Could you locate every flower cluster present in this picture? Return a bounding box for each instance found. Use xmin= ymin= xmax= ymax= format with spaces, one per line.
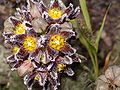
xmin=3 ymin=0 xmax=81 ymax=90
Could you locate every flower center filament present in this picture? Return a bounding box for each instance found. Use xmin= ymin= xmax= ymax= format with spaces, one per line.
xmin=23 ymin=37 xmax=37 ymax=51
xmin=50 ymin=34 xmax=65 ymax=50
xmin=57 ymin=64 xmax=66 ymax=72
xmin=48 ymin=8 xmax=62 ymax=19
xmin=15 ymin=23 xmax=26 ymax=34
xmin=34 ymin=76 xmax=39 ymax=80
xmin=13 ymin=47 xmax=19 ymax=53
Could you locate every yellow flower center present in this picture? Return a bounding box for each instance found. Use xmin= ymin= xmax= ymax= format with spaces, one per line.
xmin=15 ymin=23 xmax=26 ymax=34
xmin=49 ymin=34 xmax=65 ymax=50
xmin=57 ymin=64 xmax=66 ymax=72
xmin=23 ymin=37 xmax=37 ymax=51
xmin=48 ymin=8 xmax=62 ymax=19
xmin=13 ymin=47 xmax=19 ymax=53
xmin=34 ymin=76 xmax=39 ymax=80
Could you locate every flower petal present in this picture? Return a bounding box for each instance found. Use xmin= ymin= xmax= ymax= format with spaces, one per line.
xmin=31 ymin=60 xmax=41 ymax=68
xmin=16 ymin=8 xmax=32 ymax=21
xmin=31 ymin=60 xmax=48 ymax=72
xmin=48 ymin=73 xmax=58 ymax=89
xmin=46 ymin=62 xmax=53 ymax=70
xmin=57 ymin=56 xmax=73 ymax=65
xmin=3 ymin=32 xmax=14 ymax=39
xmin=38 ymin=0 xmax=48 ymax=14
xmin=50 ymin=0 xmax=60 ymax=9
xmin=23 ymin=11 xmax=32 ymax=21
xmin=29 ymin=48 xmax=40 ymax=60
xmin=49 ymin=24 xmax=60 ymax=36
xmin=50 ymin=68 xmax=58 ymax=79
xmin=24 ymin=72 xmax=37 ymax=90
xmin=57 ymin=13 xmax=67 ymax=24
xmin=64 ymin=68 xmax=74 ymax=76
xmin=26 ymin=29 xmax=37 ymax=37
xmin=9 ymin=17 xmax=21 ymax=27
xmin=15 ymin=48 xmax=29 ymax=59
xmin=7 ymin=54 xmax=17 ymax=63
xmin=13 ymin=34 xmax=26 ymax=42
xmin=11 ymin=60 xmax=23 ymax=70
xmin=60 ymin=43 xmax=76 ymax=56
xmin=46 ymin=46 xmax=59 ymax=61
xmin=69 ymin=6 xmax=80 ymax=19
xmin=4 ymin=40 xmax=22 ymax=47
xmin=42 ymin=11 xmax=56 ymax=24
xmin=60 ymin=30 xmax=75 ymax=40
xmin=72 ymin=55 xmax=82 ymax=63
xmin=64 ymin=3 xmax=73 ymax=16
xmin=37 ymin=72 xmax=48 ymax=86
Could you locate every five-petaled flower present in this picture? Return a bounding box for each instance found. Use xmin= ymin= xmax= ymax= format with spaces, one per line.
xmin=38 ymin=0 xmax=80 ymax=24
xmin=3 ymin=28 xmax=47 ymax=70
xmin=45 ymin=24 xmax=76 ymax=61
xmin=9 ymin=10 xmax=32 ymax=34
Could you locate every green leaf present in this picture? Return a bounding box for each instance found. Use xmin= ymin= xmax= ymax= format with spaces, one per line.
xmin=79 ymin=0 xmax=92 ymax=33
xmin=96 ymin=4 xmax=111 ymax=52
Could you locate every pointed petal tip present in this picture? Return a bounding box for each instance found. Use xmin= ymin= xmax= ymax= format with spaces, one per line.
xmin=61 ymin=43 xmax=76 ymax=56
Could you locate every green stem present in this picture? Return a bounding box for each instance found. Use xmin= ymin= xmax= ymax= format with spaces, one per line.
xmin=79 ymin=32 xmax=98 ymax=79
xmin=70 ymin=19 xmax=99 ymax=79
xmin=88 ymin=47 xmax=98 ymax=79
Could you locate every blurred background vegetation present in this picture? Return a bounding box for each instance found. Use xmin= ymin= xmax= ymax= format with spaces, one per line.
xmin=0 ymin=0 xmax=120 ymax=90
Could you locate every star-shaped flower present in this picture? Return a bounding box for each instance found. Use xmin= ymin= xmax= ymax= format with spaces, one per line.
xmin=45 ymin=24 xmax=76 ymax=61
xmin=38 ymin=0 xmax=80 ymax=24
xmin=3 ymin=28 xmax=47 ymax=69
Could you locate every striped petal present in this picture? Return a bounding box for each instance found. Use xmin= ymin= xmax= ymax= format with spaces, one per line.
xmin=11 ymin=60 xmax=23 ymax=70
xmin=16 ymin=48 xmax=29 ymax=59
xmin=50 ymin=0 xmax=60 ymax=9
xmin=2 ymin=32 xmax=14 ymax=39
xmin=38 ymin=0 xmax=48 ymax=14
xmin=37 ymin=72 xmax=48 ymax=86
xmin=63 ymin=3 xmax=73 ymax=16
xmin=60 ymin=43 xmax=76 ymax=56
xmin=57 ymin=56 xmax=73 ymax=65
xmin=9 ymin=17 xmax=21 ymax=27
xmin=13 ymin=34 xmax=26 ymax=42
xmin=64 ymin=68 xmax=74 ymax=76
xmin=4 ymin=40 xmax=22 ymax=47
xmin=69 ymin=6 xmax=80 ymax=19
xmin=24 ymin=72 xmax=37 ymax=90
xmin=7 ymin=54 xmax=17 ymax=63
xmin=46 ymin=46 xmax=59 ymax=61
xmin=60 ymin=30 xmax=75 ymax=40
xmin=26 ymin=28 xmax=37 ymax=38
xmin=49 ymin=24 xmax=60 ymax=36
xmin=28 ymin=48 xmax=40 ymax=60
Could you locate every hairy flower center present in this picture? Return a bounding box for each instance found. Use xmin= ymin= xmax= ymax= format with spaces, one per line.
xmin=15 ymin=24 xmax=26 ymax=34
xmin=48 ymin=8 xmax=62 ymax=19
xmin=50 ymin=34 xmax=65 ymax=50
xmin=57 ymin=64 xmax=66 ymax=72
xmin=34 ymin=76 xmax=39 ymax=80
xmin=13 ymin=47 xmax=19 ymax=53
xmin=23 ymin=37 xmax=37 ymax=51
